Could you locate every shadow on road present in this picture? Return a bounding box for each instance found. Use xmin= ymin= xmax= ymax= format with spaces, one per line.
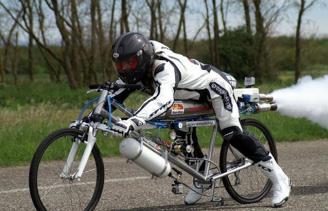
xmin=112 ymin=184 xmax=328 ymax=211
xmin=112 ymin=201 xmax=270 ymax=211
xmin=292 ymin=184 xmax=328 ymax=196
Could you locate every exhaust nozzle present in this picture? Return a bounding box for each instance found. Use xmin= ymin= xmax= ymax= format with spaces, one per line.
xmin=259 ymin=94 xmax=274 ymax=102
xmin=257 ymin=103 xmax=278 ymax=112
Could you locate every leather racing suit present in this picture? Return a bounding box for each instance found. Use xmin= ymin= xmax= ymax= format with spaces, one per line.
xmin=110 ymin=40 xmax=269 ymax=163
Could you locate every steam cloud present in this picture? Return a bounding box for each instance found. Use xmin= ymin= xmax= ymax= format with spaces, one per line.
xmin=270 ymin=75 xmax=328 ymax=129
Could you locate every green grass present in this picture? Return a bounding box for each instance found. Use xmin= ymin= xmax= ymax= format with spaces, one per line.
xmin=0 ymin=73 xmax=327 ymax=166
xmin=1 ymin=103 xmax=327 ymax=167
xmin=0 ymin=104 xmax=125 ymax=166
xmin=242 ymin=112 xmax=328 ymax=142
xmin=258 ymin=69 xmax=328 ymax=93
xmin=0 ymin=81 xmax=86 ymax=108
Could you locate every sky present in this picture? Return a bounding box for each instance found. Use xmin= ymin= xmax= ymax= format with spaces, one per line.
xmin=270 ymin=1 xmax=328 ymax=37
xmin=186 ymin=0 xmax=328 ymax=38
xmin=4 ymin=0 xmax=328 ymax=45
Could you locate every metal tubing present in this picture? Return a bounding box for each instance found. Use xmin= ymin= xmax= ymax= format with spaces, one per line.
xmin=211 ymin=160 xmax=253 ymax=180
xmin=112 ymin=100 xmax=134 ymax=117
xmin=204 ymin=124 xmax=218 ymax=177
xmin=168 ymin=154 xmax=207 ymax=182
xmin=60 ymin=141 xmax=79 ymax=177
xmin=75 ymin=127 xmax=97 ymax=179
xmin=94 ymin=90 xmax=108 ymax=114
xmin=168 ymin=151 xmax=253 ymax=183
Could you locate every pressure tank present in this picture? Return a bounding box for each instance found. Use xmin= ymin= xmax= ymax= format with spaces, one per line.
xmin=119 ymin=138 xmax=171 ymax=177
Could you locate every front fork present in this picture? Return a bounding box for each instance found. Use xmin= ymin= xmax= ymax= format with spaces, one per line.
xmin=61 ymin=126 xmax=97 ymax=180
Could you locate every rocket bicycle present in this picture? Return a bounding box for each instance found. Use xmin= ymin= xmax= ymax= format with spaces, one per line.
xmin=29 ymin=82 xmax=278 ymax=210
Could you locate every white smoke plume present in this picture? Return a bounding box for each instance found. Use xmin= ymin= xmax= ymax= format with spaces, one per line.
xmin=270 ymin=75 xmax=328 ymax=129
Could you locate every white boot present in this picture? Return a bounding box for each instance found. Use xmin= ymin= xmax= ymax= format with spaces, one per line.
xmin=257 ymin=154 xmax=292 ymax=208
xmin=184 ymin=183 xmax=203 ymax=205
xmin=184 ymin=181 xmax=211 ymax=205
xmin=184 ymin=168 xmax=213 ymax=205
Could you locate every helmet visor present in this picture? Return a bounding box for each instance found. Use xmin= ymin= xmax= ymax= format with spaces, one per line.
xmin=115 ymin=55 xmax=138 ymax=73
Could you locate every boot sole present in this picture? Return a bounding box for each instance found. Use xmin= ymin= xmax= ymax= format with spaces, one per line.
xmin=272 ymin=180 xmax=293 ymax=208
xmin=184 ymin=188 xmax=203 ymax=205
xmin=273 ymin=197 xmax=289 ymax=208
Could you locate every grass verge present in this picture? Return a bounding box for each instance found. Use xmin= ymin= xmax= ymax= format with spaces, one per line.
xmin=1 ymin=73 xmax=327 ymax=166
xmin=1 ymin=104 xmax=327 ymax=167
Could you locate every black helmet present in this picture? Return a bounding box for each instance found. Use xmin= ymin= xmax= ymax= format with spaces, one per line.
xmin=112 ymin=32 xmax=154 ymax=84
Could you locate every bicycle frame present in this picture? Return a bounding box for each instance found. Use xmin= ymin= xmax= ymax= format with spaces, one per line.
xmin=62 ymin=88 xmax=254 ymax=183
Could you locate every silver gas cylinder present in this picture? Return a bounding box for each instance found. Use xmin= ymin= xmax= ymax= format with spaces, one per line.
xmin=119 ymin=138 xmax=171 ymax=177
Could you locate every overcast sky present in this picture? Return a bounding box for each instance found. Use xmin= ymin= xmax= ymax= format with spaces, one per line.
xmin=267 ymin=1 xmax=328 ymax=37
xmin=186 ymin=0 xmax=328 ymax=38
xmin=8 ymin=0 xmax=328 ymax=45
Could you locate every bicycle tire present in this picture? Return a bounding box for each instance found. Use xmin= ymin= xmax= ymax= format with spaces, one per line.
xmin=219 ymin=118 xmax=277 ymax=204
xmin=29 ymin=128 xmax=104 ymax=211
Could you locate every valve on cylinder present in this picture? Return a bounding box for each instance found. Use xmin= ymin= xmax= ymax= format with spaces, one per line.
xmin=169 ymin=130 xmax=194 ymax=156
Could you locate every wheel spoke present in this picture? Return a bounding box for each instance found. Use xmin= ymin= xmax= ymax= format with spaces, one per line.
xmin=220 ymin=119 xmax=276 ymax=204
xmin=29 ymin=129 xmax=104 ymax=210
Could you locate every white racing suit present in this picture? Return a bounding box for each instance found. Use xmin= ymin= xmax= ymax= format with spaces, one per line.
xmin=110 ymin=41 xmax=290 ymax=207
xmin=111 ymin=40 xmax=269 ymax=162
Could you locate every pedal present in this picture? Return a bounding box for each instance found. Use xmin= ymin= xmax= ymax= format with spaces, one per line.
xmin=171 ymin=180 xmax=183 ymax=194
xmin=210 ymin=179 xmax=224 ymax=206
xmin=211 ymin=196 xmax=224 ymax=206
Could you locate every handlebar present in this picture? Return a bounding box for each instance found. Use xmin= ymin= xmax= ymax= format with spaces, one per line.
xmin=88 ymin=82 xmax=143 ymax=91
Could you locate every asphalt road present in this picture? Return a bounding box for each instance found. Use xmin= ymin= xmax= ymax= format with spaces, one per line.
xmin=0 ymin=140 xmax=327 ymax=211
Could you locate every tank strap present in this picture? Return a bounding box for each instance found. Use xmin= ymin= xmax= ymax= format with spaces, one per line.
xmin=130 ymin=139 xmax=144 ymax=161
xmin=158 ymin=150 xmax=169 ymax=177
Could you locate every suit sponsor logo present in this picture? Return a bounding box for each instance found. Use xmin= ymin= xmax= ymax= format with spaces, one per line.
xmin=209 ymin=82 xmax=233 ymax=112
xmin=170 ymin=102 xmax=184 ymax=115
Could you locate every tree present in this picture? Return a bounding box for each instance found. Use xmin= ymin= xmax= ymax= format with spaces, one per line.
xmin=95 ymin=0 xmax=109 ymax=79
xmin=120 ymin=0 xmax=130 ymax=33
xmin=241 ymin=0 xmax=251 ymax=35
xmin=107 ymin=0 xmax=117 ymax=80
xmin=220 ymin=0 xmax=229 ymax=34
xmin=146 ymin=0 xmax=158 ymax=40
xmin=204 ymin=0 xmax=214 ymax=64
xmin=157 ymin=0 xmax=165 ymax=42
xmin=181 ymin=0 xmax=188 ymax=55
xmin=109 ymin=0 xmax=117 ymax=45
xmin=252 ymin=0 xmax=288 ymax=80
xmin=90 ymin=0 xmax=98 ymax=84
xmin=294 ymin=0 xmax=318 ymax=83
xmin=173 ymin=0 xmax=188 ymax=52
xmin=0 ymin=3 xmax=22 ymax=84
xmin=12 ymin=32 xmax=20 ymax=85
xmin=253 ymin=0 xmax=266 ymax=79
xmin=22 ymin=0 xmax=34 ymax=82
xmin=34 ymin=0 xmax=61 ymax=82
xmin=212 ymin=0 xmax=220 ymax=66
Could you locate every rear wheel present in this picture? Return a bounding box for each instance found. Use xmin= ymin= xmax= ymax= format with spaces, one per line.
xmin=219 ymin=118 xmax=277 ymax=204
xmin=29 ymin=128 xmax=104 ymax=211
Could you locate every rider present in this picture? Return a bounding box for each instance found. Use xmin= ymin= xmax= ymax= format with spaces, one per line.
xmin=108 ymin=32 xmax=291 ymax=208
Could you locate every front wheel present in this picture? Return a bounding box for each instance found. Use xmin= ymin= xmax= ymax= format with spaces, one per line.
xmin=219 ymin=118 xmax=277 ymax=204
xmin=29 ymin=128 xmax=104 ymax=211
